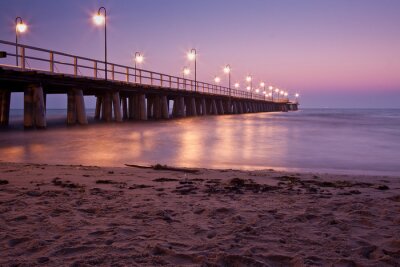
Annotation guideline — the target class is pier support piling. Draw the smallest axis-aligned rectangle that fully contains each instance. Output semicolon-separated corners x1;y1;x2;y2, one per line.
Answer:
0;90;11;126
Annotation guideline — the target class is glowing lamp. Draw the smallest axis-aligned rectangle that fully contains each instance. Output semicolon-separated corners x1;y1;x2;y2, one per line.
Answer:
16;23;27;33
214;76;221;83
223;65;231;74
234;83;240;88
183;67;190;75
93;14;105;25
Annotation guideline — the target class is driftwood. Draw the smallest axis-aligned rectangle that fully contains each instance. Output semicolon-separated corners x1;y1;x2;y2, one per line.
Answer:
125;163;199;173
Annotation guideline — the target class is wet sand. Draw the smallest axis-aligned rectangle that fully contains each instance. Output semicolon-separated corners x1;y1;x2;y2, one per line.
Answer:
0;162;399;266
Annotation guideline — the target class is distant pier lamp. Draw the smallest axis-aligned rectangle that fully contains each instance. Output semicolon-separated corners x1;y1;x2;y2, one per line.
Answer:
182;66;190;89
134;52;144;82
223;64;231;96
268;85;274;100
284;92;288;101
214;76;221;84
275;88;280;100
295;93;300;103
246;75;253;99
187;49;197;92
255;88;260;93
93;7;107;80
260;82;266;100
280;90;285;100
15;17;27;67
246;86;251;91
182;66;190;77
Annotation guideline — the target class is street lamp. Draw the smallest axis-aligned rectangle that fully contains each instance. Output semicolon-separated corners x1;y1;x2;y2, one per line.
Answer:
246;75;252;99
268;85;274;100
182;66;190;78
295;93;300;103
214;76;221;84
15;17;27;66
223;64;231;96
134;52;144;82
275;88;280;100
260;82;266;100
93;7;107;80
280;90;285;100
187;49;197;92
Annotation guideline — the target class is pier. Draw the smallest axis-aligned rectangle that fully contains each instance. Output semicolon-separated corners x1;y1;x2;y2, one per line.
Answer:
0;40;298;129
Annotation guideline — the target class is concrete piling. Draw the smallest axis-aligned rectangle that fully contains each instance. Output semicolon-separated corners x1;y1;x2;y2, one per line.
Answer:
161;95;169;119
112;92;122;122
95;96;102;120
0;90;11;126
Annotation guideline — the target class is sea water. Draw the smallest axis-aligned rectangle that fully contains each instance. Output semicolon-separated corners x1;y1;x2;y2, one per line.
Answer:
1;109;399;176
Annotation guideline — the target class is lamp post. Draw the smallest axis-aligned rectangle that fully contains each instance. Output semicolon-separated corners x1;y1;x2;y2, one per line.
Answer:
224;64;231;96
295;93;299;103
246;75;252;99
182;67;190;89
268;86;273;100
214;76;221;84
275;88;280;101
234;82;239;97
15;17;27;66
260;82;266;100
93;7;107;80
188;49;197;92
134;52;143;83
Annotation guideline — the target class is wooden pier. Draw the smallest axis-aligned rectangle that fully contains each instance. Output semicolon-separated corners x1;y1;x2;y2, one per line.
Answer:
0;40;298;129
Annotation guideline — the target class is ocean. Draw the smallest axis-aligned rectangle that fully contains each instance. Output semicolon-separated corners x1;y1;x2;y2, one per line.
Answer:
1;109;399;176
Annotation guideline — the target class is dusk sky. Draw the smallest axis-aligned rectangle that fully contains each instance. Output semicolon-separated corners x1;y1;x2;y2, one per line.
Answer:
1;0;399;108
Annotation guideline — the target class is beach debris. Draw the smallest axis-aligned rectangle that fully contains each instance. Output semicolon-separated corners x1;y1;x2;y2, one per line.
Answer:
153;178;179;182
0;179;9;185
96;180;121;185
52;177;84;189
128;184;153;190
125;163;199;173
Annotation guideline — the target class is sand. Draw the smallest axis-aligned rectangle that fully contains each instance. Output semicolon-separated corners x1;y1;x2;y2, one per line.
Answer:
0;162;399;266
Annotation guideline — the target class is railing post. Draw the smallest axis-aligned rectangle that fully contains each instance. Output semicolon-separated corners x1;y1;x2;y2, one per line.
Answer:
20;47;25;70
50;52;54;73
74;57;78;76
160;74;163;87
169;76;172;88
111;64;114;80
126;67;129;82
139;70;142;84
150;73;153;85
94;61;97;78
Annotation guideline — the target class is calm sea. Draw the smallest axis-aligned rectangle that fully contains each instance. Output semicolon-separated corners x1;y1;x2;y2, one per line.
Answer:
1;109;399;176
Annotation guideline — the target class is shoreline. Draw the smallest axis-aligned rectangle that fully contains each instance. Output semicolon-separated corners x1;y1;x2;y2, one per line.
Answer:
1;162;399;266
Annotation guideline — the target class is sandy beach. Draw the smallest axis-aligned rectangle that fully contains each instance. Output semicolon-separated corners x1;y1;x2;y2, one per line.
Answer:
0;162;399;266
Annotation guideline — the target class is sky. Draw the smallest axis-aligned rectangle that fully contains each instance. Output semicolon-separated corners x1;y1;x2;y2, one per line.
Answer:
0;0;399;108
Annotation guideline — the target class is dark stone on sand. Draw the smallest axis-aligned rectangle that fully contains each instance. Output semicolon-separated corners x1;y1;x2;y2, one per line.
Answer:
13;215;28;221
8;237;30;247
0;179;9;185
153;178;178;182
96;180;119;184
37;257;49;264
26;190;41;197
207;231;217;239
377;185;389;190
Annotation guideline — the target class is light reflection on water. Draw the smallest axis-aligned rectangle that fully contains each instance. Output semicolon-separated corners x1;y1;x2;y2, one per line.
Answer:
1;109;400;176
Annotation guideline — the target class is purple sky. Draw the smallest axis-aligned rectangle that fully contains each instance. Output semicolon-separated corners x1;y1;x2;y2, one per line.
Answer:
1;0;400;108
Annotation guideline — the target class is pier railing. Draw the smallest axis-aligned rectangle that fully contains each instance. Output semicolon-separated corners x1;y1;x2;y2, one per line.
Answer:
0;40;289;102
